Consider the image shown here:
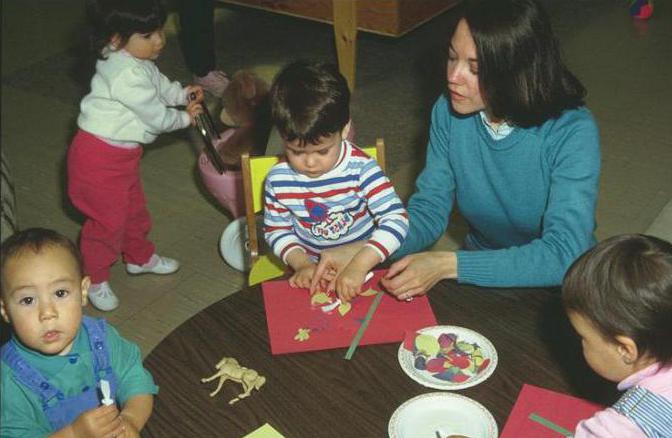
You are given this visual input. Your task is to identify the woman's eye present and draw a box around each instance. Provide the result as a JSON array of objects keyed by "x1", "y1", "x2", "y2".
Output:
[
  {"x1": 318, "y1": 149, "x2": 329, "y2": 155},
  {"x1": 19, "y1": 297, "x2": 34, "y2": 305},
  {"x1": 142, "y1": 33, "x2": 152, "y2": 39},
  {"x1": 55, "y1": 289, "x2": 69, "y2": 298}
]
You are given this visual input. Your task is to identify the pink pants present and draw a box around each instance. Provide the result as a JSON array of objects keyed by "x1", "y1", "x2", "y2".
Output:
[{"x1": 67, "y1": 130, "x2": 154, "y2": 283}]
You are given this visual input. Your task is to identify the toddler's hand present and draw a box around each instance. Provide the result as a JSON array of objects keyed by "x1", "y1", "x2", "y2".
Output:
[
  {"x1": 117, "y1": 415, "x2": 141, "y2": 438},
  {"x1": 186, "y1": 85, "x2": 205, "y2": 103},
  {"x1": 289, "y1": 263, "x2": 317, "y2": 289},
  {"x1": 186, "y1": 100, "x2": 204, "y2": 126},
  {"x1": 335, "y1": 265, "x2": 367, "y2": 302},
  {"x1": 69, "y1": 404, "x2": 124, "y2": 438}
]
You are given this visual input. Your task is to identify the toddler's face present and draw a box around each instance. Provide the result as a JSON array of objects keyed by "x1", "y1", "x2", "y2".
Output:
[
  {"x1": 120, "y1": 28, "x2": 166, "y2": 60},
  {"x1": 568, "y1": 312, "x2": 632, "y2": 382},
  {"x1": 284, "y1": 131, "x2": 343, "y2": 179},
  {"x1": 0, "y1": 245, "x2": 89, "y2": 356}
]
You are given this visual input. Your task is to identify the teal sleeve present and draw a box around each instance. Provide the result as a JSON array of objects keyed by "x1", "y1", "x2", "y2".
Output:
[
  {"x1": 393, "y1": 96, "x2": 456, "y2": 259},
  {"x1": 107, "y1": 324, "x2": 159, "y2": 406},
  {"x1": 457, "y1": 111, "x2": 601, "y2": 287},
  {"x1": 0, "y1": 363, "x2": 51, "y2": 438}
]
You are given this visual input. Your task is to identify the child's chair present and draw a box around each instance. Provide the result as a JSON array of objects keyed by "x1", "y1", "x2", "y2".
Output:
[{"x1": 240, "y1": 138, "x2": 386, "y2": 285}]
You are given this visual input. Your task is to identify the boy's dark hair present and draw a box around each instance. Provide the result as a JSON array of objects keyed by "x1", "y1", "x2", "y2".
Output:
[
  {"x1": 270, "y1": 60, "x2": 350, "y2": 146},
  {"x1": 563, "y1": 234, "x2": 672, "y2": 364},
  {"x1": 86, "y1": 0, "x2": 167, "y2": 59},
  {"x1": 1, "y1": 228, "x2": 84, "y2": 292},
  {"x1": 463, "y1": 0, "x2": 586, "y2": 127}
]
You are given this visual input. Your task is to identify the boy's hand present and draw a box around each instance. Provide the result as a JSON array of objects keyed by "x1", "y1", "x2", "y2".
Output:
[
  {"x1": 68, "y1": 405, "x2": 124, "y2": 438},
  {"x1": 185, "y1": 85, "x2": 205, "y2": 103},
  {"x1": 186, "y1": 100, "x2": 204, "y2": 126},
  {"x1": 289, "y1": 263, "x2": 316, "y2": 289},
  {"x1": 334, "y1": 264, "x2": 368, "y2": 302}
]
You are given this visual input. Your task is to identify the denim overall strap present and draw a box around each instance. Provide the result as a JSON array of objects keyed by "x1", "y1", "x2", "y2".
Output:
[
  {"x1": 81, "y1": 316, "x2": 118, "y2": 397},
  {"x1": 613, "y1": 385, "x2": 672, "y2": 438},
  {"x1": 1, "y1": 340, "x2": 65, "y2": 406}
]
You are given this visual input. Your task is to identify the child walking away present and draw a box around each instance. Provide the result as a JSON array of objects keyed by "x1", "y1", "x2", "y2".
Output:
[
  {"x1": 563, "y1": 234, "x2": 672, "y2": 438},
  {"x1": 0, "y1": 228, "x2": 158, "y2": 437},
  {"x1": 264, "y1": 60, "x2": 409, "y2": 302},
  {"x1": 68, "y1": 0, "x2": 204, "y2": 311}
]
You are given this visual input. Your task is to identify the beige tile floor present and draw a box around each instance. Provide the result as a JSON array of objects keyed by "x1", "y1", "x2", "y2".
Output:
[{"x1": 2, "y1": 1, "x2": 671, "y2": 357}]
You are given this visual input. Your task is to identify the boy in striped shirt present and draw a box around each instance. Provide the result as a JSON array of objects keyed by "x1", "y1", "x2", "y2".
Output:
[{"x1": 264, "y1": 61, "x2": 409, "y2": 302}]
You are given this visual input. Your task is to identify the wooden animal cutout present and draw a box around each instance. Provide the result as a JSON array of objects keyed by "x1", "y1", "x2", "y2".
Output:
[{"x1": 201, "y1": 357, "x2": 266, "y2": 405}]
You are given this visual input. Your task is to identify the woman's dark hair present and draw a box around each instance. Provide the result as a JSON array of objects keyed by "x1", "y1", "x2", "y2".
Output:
[
  {"x1": 463, "y1": 0, "x2": 586, "y2": 127},
  {"x1": 270, "y1": 60, "x2": 350, "y2": 146},
  {"x1": 86, "y1": 0, "x2": 167, "y2": 59},
  {"x1": 563, "y1": 234, "x2": 672, "y2": 365},
  {"x1": 1, "y1": 228, "x2": 84, "y2": 293}
]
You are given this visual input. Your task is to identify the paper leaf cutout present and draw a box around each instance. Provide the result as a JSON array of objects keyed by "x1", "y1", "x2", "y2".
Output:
[
  {"x1": 359, "y1": 288, "x2": 377, "y2": 297},
  {"x1": 311, "y1": 292, "x2": 332, "y2": 306},
  {"x1": 338, "y1": 301, "x2": 352, "y2": 316},
  {"x1": 294, "y1": 328, "x2": 311, "y2": 342},
  {"x1": 414, "y1": 333, "x2": 440, "y2": 357}
]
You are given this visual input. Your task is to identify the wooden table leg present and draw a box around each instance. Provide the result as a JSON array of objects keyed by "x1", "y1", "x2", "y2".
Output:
[{"x1": 332, "y1": 0, "x2": 357, "y2": 91}]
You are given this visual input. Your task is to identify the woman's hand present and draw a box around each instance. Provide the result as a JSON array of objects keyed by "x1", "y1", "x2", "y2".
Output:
[
  {"x1": 381, "y1": 251, "x2": 457, "y2": 300},
  {"x1": 310, "y1": 241, "x2": 366, "y2": 293}
]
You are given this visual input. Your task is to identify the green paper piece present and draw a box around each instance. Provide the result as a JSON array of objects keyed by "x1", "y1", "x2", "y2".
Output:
[
  {"x1": 529, "y1": 413, "x2": 574, "y2": 437},
  {"x1": 242, "y1": 423, "x2": 285, "y2": 438},
  {"x1": 344, "y1": 292, "x2": 384, "y2": 360}
]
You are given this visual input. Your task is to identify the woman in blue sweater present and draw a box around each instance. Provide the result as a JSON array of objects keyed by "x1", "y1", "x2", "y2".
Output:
[{"x1": 312, "y1": 0, "x2": 600, "y2": 297}]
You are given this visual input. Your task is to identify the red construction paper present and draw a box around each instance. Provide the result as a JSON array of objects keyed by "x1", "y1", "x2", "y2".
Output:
[
  {"x1": 262, "y1": 270, "x2": 438, "y2": 355},
  {"x1": 500, "y1": 384, "x2": 605, "y2": 437}
]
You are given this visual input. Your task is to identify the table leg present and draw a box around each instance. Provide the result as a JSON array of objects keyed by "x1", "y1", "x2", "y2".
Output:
[{"x1": 332, "y1": 0, "x2": 357, "y2": 91}]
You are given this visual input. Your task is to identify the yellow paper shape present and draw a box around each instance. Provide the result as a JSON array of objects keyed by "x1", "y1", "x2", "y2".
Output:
[
  {"x1": 294, "y1": 328, "x2": 311, "y2": 342},
  {"x1": 311, "y1": 292, "x2": 332, "y2": 306},
  {"x1": 360, "y1": 288, "x2": 377, "y2": 297},
  {"x1": 338, "y1": 301, "x2": 352, "y2": 316},
  {"x1": 248, "y1": 255, "x2": 285, "y2": 286},
  {"x1": 242, "y1": 423, "x2": 286, "y2": 438}
]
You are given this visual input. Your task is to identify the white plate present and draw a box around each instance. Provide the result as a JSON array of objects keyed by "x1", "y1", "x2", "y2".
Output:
[
  {"x1": 398, "y1": 325, "x2": 498, "y2": 390},
  {"x1": 388, "y1": 392, "x2": 498, "y2": 438}
]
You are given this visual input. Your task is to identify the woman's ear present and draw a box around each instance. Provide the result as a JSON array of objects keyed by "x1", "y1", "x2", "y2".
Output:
[{"x1": 615, "y1": 335, "x2": 639, "y2": 365}]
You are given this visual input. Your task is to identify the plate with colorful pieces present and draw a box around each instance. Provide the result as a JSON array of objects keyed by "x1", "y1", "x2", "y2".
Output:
[{"x1": 398, "y1": 325, "x2": 497, "y2": 390}]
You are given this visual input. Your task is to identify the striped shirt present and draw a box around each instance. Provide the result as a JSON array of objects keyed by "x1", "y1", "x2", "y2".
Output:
[{"x1": 264, "y1": 140, "x2": 409, "y2": 262}]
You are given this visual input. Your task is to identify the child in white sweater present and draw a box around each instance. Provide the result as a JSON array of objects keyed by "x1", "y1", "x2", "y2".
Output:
[{"x1": 68, "y1": 0, "x2": 203, "y2": 311}]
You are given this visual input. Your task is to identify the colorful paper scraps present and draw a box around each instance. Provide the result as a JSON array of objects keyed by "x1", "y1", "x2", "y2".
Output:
[
  {"x1": 404, "y1": 331, "x2": 491, "y2": 383},
  {"x1": 337, "y1": 301, "x2": 351, "y2": 316},
  {"x1": 294, "y1": 328, "x2": 311, "y2": 342},
  {"x1": 311, "y1": 292, "x2": 332, "y2": 305}
]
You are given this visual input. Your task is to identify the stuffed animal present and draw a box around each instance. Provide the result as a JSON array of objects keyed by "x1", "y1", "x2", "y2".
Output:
[{"x1": 215, "y1": 69, "x2": 272, "y2": 167}]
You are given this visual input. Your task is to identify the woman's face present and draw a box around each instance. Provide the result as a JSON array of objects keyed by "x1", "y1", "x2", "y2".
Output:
[{"x1": 446, "y1": 19, "x2": 486, "y2": 115}]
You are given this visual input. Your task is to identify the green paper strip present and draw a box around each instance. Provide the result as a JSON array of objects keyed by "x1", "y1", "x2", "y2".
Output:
[
  {"x1": 344, "y1": 291, "x2": 384, "y2": 360},
  {"x1": 529, "y1": 413, "x2": 574, "y2": 437}
]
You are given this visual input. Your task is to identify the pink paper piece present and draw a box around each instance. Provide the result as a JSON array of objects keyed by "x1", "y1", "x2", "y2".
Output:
[
  {"x1": 500, "y1": 384, "x2": 605, "y2": 438},
  {"x1": 262, "y1": 270, "x2": 438, "y2": 355}
]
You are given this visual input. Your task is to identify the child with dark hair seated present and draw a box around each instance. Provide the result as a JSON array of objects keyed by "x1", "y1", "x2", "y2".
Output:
[
  {"x1": 0, "y1": 228, "x2": 157, "y2": 438},
  {"x1": 563, "y1": 234, "x2": 672, "y2": 437}
]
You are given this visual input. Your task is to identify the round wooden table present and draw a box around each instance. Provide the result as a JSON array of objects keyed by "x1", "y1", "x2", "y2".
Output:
[{"x1": 143, "y1": 280, "x2": 616, "y2": 437}]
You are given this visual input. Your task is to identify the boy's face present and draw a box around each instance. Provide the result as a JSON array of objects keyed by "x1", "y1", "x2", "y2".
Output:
[
  {"x1": 284, "y1": 130, "x2": 344, "y2": 179},
  {"x1": 0, "y1": 245, "x2": 89, "y2": 356},
  {"x1": 568, "y1": 312, "x2": 632, "y2": 382}
]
